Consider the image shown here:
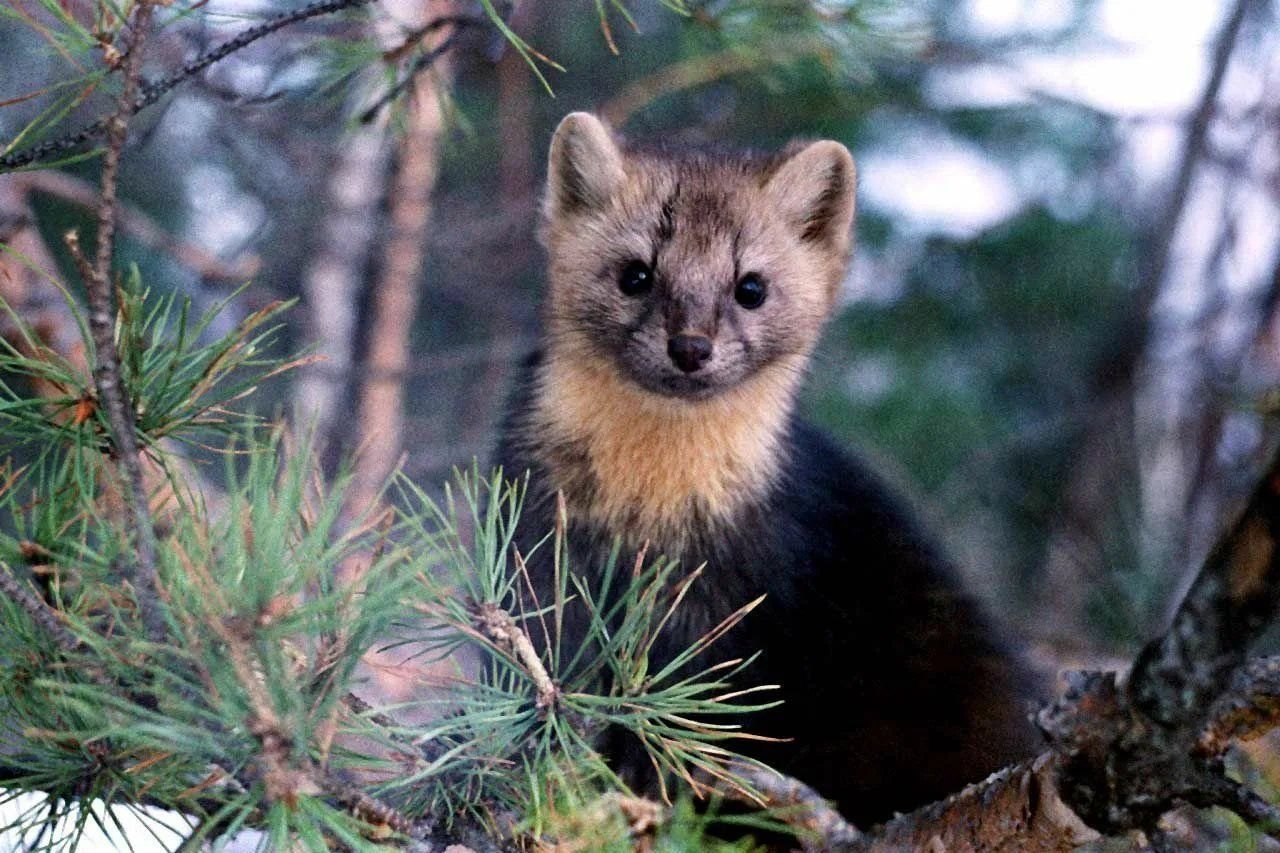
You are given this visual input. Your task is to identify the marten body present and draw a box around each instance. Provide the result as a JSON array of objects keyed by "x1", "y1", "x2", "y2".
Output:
[{"x1": 493, "y1": 113, "x2": 1040, "y2": 825}]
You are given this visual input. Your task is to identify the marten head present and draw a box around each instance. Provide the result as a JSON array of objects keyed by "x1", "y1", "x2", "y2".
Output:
[{"x1": 540, "y1": 113, "x2": 856, "y2": 403}]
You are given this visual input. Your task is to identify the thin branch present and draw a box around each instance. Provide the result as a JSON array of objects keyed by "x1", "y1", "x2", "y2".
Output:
[
  {"x1": 319, "y1": 774, "x2": 418, "y2": 836},
  {"x1": 599, "y1": 33, "x2": 824, "y2": 127},
  {"x1": 0, "y1": 0, "x2": 376, "y2": 172},
  {"x1": 0, "y1": 562, "x2": 84, "y2": 655},
  {"x1": 708, "y1": 764, "x2": 865, "y2": 852},
  {"x1": 16, "y1": 171, "x2": 259, "y2": 282},
  {"x1": 1138, "y1": 0, "x2": 1256, "y2": 301},
  {"x1": 76, "y1": 0, "x2": 164, "y2": 641},
  {"x1": 381, "y1": 14, "x2": 485, "y2": 62},
  {"x1": 474, "y1": 601, "x2": 560, "y2": 711},
  {"x1": 358, "y1": 30, "x2": 463, "y2": 124}
]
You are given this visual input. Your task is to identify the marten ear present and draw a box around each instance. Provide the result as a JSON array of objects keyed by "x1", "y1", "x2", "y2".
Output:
[
  {"x1": 764, "y1": 140, "x2": 856, "y2": 255},
  {"x1": 545, "y1": 112, "x2": 625, "y2": 220}
]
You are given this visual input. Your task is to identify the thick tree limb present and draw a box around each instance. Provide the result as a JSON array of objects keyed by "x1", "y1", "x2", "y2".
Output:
[
  {"x1": 837, "y1": 444, "x2": 1280, "y2": 848},
  {"x1": 1199, "y1": 655, "x2": 1280, "y2": 754},
  {"x1": 872, "y1": 755, "x2": 1100, "y2": 852}
]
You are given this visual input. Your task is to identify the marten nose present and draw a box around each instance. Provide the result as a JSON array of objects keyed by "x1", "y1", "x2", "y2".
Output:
[{"x1": 667, "y1": 334, "x2": 713, "y2": 373}]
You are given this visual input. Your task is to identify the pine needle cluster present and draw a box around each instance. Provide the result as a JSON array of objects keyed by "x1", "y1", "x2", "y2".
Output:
[{"x1": 0, "y1": 265, "x2": 781, "y2": 849}]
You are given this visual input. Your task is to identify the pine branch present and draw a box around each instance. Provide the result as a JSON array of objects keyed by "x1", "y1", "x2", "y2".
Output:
[
  {"x1": 59, "y1": 1, "x2": 165, "y2": 642},
  {"x1": 707, "y1": 764, "x2": 865, "y2": 852},
  {"x1": 358, "y1": 30, "x2": 464, "y2": 124},
  {"x1": 473, "y1": 600, "x2": 560, "y2": 711},
  {"x1": 0, "y1": 0, "x2": 377, "y2": 172},
  {"x1": 0, "y1": 562, "x2": 84, "y2": 655}
]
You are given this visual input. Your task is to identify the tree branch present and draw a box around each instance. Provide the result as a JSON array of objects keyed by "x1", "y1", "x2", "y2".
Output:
[
  {"x1": 1199, "y1": 655, "x2": 1280, "y2": 755},
  {"x1": 0, "y1": 0, "x2": 377, "y2": 172},
  {"x1": 473, "y1": 601, "x2": 559, "y2": 712},
  {"x1": 0, "y1": 562, "x2": 84, "y2": 655},
  {"x1": 69, "y1": 0, "x2": 164, "y2": 641},
  {"x1": 16, "y1": 171, "x2": 259, "y2": 282},
  {"x1": 709, "y1": 764, "x2": 865, "y2": 852},
  {"x1": 358, "y1": 29, "x2": 464, "y2": 124}
]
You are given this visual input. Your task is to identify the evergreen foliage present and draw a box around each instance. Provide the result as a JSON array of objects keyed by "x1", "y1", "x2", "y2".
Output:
[{"x1": 0, "y1": 269, "x2": 782, "y2": 850}]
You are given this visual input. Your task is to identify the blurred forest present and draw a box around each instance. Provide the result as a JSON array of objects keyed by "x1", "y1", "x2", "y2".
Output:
[{"x1": 3, "y1": 0, "x2": 1279, "y2": 679}]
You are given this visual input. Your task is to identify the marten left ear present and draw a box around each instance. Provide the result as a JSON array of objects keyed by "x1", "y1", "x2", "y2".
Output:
[
  {"x1": 545, "y1": 112, "x2": 626, "y2": 221},
  {"x1": 764, "y1": 140, "x2": 856, "y2": 256}
]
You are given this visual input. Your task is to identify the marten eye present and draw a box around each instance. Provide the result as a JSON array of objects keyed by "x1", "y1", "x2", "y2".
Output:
[
  {"x1": 734, "y1": 273, "x2": 767, "y2": 309},
  {"x1": 618, "y1": 260, "x2": 653, "y2": 297}
]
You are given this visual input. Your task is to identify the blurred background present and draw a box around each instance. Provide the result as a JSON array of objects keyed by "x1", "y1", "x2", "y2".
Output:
[{"x1": 2, "y1": 0, "x2": 1279, "y2": 674}]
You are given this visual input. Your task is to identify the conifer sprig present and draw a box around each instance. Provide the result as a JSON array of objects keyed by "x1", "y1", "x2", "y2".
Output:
[{"x1": 0, "y1": 271, "x2": 787, "y2": 848}]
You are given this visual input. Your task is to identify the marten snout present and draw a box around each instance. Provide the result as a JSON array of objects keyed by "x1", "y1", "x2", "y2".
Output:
[{"x1": 667, "y1": 334, "x2": 713, "y2": 373}]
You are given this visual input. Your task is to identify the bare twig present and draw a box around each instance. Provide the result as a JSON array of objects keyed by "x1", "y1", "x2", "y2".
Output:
[
  {"x1": 381, "y1": 14, "x2": 485, "y2": 62},
  {"x1": 319, "y1": 774, "x2": 418, "y2": 836},
  {"x1": 708, "y1": 764, "x2": 865, "y2": 852},
  {"x1": 0, "y1": 0, "x2": 376, "y2": 172}
]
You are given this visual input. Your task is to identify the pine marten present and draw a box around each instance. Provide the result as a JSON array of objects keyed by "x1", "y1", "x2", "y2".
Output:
[{"x1": 493, "y1": 112, "x2": 1041, "y2": 826}]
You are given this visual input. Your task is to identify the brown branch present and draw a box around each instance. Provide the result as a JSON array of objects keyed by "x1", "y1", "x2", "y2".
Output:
[
  {"x1": 709, "y1": 764, "x2": 865, "y2": 852},
  {"x1": 71, "y1": 0, "x2": 164, "y2": 641},
  {"x1": 0, "y1": 562, "x2": 84, "y2": 655},
  {"x1": 870, "y1": 754, "x2": 1100, "y2": 851},
  {"x1": 319, "y1": 774, "x2": 417, "y2": 836},
  {"x1": 17, "y1": 171, "x2": 259, "y2": 282},
  {"x1": 842, "y1": 443, "x2": 1280, "y2": 848},
  {"x1": 473, "y1": 601, "x2": 560, "y2": 711},
  {"x1": 1034, "y1": 443, "x2": 1280, "y2": 835}
]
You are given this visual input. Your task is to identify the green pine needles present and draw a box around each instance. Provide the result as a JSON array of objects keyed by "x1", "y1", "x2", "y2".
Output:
[{"x1": 0, "y1": 268, "x2": 782, "y2": 849}]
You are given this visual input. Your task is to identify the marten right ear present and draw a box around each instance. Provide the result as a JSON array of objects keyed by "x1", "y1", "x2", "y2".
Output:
[{"x1": 545, "y1": 112, "x2": 625, "y2": 219}]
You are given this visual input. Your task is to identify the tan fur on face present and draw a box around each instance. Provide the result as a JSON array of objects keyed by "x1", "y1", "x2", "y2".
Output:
[
  {"x1": 533, "y1": 353, "x2": 804, "y2": 547},
  {"x1": 532, "y1": 113, "x2": 856, "y2": 546}
]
